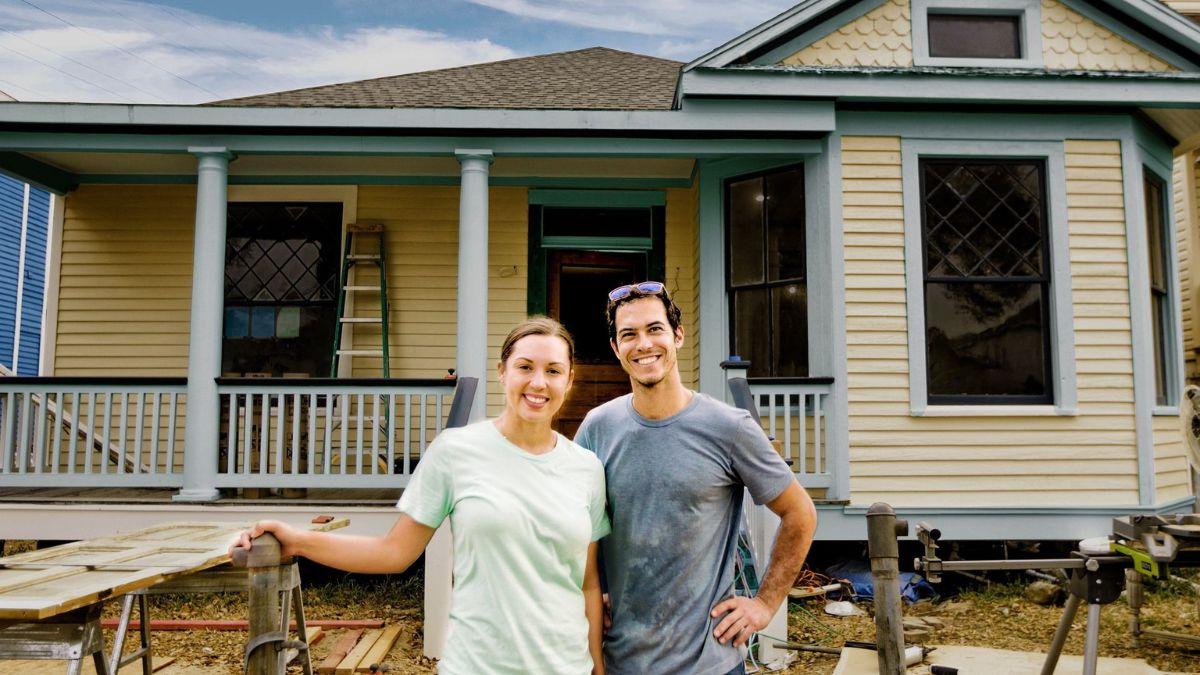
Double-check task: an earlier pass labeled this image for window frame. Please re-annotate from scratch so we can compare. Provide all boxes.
[919,157,1056,406]
[1139,162,1181,413]
[723,162,809,378]
[912,0,1044,69]
[902,140,1076,416]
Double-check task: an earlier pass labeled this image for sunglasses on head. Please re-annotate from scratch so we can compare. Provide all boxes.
[607,281,666,302]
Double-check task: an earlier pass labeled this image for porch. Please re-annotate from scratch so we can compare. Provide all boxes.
[0,101,850,519]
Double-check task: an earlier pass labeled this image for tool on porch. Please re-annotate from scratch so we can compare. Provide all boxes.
[897,509,1200,675]
[331,222,390,378]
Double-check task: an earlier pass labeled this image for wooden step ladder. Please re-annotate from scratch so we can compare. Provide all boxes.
[330,223,390,377]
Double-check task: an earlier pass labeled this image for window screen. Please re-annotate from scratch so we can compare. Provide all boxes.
[928,13,1021,59]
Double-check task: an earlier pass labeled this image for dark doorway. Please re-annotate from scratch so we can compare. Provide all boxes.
[547,250,645,437]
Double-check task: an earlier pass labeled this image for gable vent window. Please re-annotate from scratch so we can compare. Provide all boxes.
[928,13,1021,59]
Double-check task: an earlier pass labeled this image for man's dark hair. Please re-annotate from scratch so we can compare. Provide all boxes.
[606,283,683,341]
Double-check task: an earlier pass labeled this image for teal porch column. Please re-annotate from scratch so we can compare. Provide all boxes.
[454,149,492,421]
[175,147,233,502]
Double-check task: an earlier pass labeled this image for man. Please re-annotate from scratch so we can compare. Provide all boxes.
[574,281,818,675]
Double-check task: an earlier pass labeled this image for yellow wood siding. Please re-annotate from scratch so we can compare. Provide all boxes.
[349,186,528,418]
[667,185,699,389]
[842,137,1140,507]
[779,0,1175,72]
[1180,152,1199,382]
[54,186,195,376]
[1155,415,1193,502]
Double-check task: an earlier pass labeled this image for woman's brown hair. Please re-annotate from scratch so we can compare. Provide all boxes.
[499,316,575,370]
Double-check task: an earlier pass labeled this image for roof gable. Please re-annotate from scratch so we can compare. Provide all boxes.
[685,0,1200,71]
[212,47,682,110]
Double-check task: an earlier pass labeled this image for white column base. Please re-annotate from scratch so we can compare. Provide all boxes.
[172,488,222,502]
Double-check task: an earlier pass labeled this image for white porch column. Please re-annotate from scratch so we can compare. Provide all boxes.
[424,148,493,659]
[454,148,493,421]
[175,147,233,502]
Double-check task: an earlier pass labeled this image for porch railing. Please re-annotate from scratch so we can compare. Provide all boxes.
[727,376,835,490]
[0,377,188,487]
[215,378,461,489]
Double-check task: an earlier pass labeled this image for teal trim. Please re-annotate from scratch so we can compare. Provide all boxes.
[683,0,853,72]
[0,152,77,195]
[0,132,827,157]
[541,236,652,250]
[749,0,888,65]
[528,189,666,207]
[1058,0,1199,71]
[76,174,695,189]
[837,110,1136,140]
[816,495,1197,540]
[816,133,850,501]
[680,68,1200,106]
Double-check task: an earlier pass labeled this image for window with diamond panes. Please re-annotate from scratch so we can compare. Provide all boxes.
[223,203,342,376]
[726,165,807,378]
[920,159,1052,403]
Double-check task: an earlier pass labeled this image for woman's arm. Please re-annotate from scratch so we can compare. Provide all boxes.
[233,514,436,574]
[583,541,605,675]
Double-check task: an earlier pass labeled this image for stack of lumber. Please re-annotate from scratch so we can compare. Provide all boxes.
[318,625,405,674]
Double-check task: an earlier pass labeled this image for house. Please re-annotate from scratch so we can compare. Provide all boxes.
[0,0,1197,551]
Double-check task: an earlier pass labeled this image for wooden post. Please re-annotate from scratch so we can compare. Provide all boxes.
[866,502,907,675]
[234,533,286,675]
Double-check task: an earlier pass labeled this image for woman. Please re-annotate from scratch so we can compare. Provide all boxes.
[233,317,609,674]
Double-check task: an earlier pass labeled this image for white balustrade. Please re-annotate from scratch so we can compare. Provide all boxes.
[747,380,834,489]
[0,378,188,487]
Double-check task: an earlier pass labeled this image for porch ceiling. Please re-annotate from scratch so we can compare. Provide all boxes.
[22,151,697,181]
[1144,108,1200,152]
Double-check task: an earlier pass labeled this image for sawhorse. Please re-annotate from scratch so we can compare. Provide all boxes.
[0,605,110,675]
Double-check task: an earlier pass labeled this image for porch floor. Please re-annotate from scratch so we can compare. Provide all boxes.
[0,487,402,505]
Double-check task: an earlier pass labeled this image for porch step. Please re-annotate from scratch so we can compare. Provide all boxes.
[344,285,382,292]
[339,317,382,324]
[336,349,384,356]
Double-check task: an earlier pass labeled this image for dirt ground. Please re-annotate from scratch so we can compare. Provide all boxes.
[96,572,1199,674]
[1,534,1193,674]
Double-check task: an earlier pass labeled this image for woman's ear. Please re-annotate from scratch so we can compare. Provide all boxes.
[496,359,506,385]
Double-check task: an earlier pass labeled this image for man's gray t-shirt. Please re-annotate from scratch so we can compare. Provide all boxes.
[575,392,795,675]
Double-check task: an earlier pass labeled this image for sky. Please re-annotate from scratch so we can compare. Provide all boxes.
[0,0,796,104]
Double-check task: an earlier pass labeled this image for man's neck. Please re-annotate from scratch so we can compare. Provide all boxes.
[630,372,692,420]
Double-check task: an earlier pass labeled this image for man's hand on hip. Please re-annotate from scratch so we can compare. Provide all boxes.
[710,595,772,647]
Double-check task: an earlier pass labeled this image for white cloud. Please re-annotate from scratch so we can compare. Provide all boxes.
[465,0,794,37]
[0,0,520,104]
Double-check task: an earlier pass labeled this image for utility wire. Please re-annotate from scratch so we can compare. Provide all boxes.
[0,39,124,99]
[91,0,260,91]
[0,76,44,100]
[0,25,168,102]
[16,0,222,98]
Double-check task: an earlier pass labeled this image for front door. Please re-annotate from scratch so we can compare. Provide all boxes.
[547,250,645,437]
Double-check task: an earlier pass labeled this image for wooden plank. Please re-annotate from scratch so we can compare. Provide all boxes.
[318,630,363,675]
[355,625,403,672]
[336,629,382,675]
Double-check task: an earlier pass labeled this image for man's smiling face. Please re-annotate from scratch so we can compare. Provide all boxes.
[610,297,684,388]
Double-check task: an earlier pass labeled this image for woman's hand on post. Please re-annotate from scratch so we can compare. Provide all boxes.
[231,519,305,558]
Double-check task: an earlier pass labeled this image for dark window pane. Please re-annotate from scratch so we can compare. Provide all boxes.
[765,167,806,282]
[1144,175,1166,290]
[729,177,765,286]
[928,13,1021,59]
[1152,292,1167,406]
[542,207,652,239]
[224,306,249,338]
[771,283,808,376]
[922,161,1046,278]
[251,307,276,338]
[732,288,769,377]
[925,281,1049,398]
[559,262,637,364]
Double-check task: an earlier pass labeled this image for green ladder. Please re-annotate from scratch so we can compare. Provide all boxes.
[330,222,390,377]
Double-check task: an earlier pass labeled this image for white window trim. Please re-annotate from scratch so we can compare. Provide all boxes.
[912,0,1045,68]
[901,139,1077,416]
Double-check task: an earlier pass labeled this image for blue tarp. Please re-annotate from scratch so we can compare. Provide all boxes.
[825,560,937,604]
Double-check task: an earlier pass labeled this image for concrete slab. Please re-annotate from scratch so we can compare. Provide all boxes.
[833,645,1169,675]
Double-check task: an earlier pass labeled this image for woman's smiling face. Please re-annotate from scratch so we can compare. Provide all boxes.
[498,333,574,425]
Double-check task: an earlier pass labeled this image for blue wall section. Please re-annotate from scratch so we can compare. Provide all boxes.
[0,174,50,375]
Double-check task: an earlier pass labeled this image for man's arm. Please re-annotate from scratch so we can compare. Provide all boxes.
[711,481,817,646]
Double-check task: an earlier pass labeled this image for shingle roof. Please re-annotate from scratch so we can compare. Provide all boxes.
[209,47,682,110]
